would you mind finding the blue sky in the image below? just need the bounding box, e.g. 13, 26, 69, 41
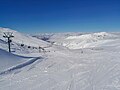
0, 0, 120, 33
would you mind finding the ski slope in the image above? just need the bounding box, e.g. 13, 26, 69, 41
0, 27, 49, 54
0, 28, 120, 90
0, 27, 48, 47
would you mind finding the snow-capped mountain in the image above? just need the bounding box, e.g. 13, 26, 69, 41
33, 32, 118, 49
52, 32, 117, 49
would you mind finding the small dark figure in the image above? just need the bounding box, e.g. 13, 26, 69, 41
28, 46, 31, 48
21, 44, 24, 47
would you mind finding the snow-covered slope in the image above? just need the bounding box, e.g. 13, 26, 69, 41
0, 48, 28, 72
0, 27, 49, 47
0, 27, 49, 53
1, 38, 120, 90
53, 32, 117, 49
0, 30, 120, 90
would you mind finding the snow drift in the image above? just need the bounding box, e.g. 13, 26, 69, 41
0, 48, 26, 72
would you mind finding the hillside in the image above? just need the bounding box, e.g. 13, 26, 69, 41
0, 29, 120, 90
34, 32, 118, 49
0, 27, 49, 54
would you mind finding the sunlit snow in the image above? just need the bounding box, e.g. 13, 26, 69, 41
0, 27, 120, 90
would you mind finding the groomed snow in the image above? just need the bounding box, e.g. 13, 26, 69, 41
0, 28, 120, 90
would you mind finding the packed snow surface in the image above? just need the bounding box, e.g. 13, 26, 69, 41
0, 28, 120, 90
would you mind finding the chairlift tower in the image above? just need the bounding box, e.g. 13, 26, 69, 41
3, 32, 14, 52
